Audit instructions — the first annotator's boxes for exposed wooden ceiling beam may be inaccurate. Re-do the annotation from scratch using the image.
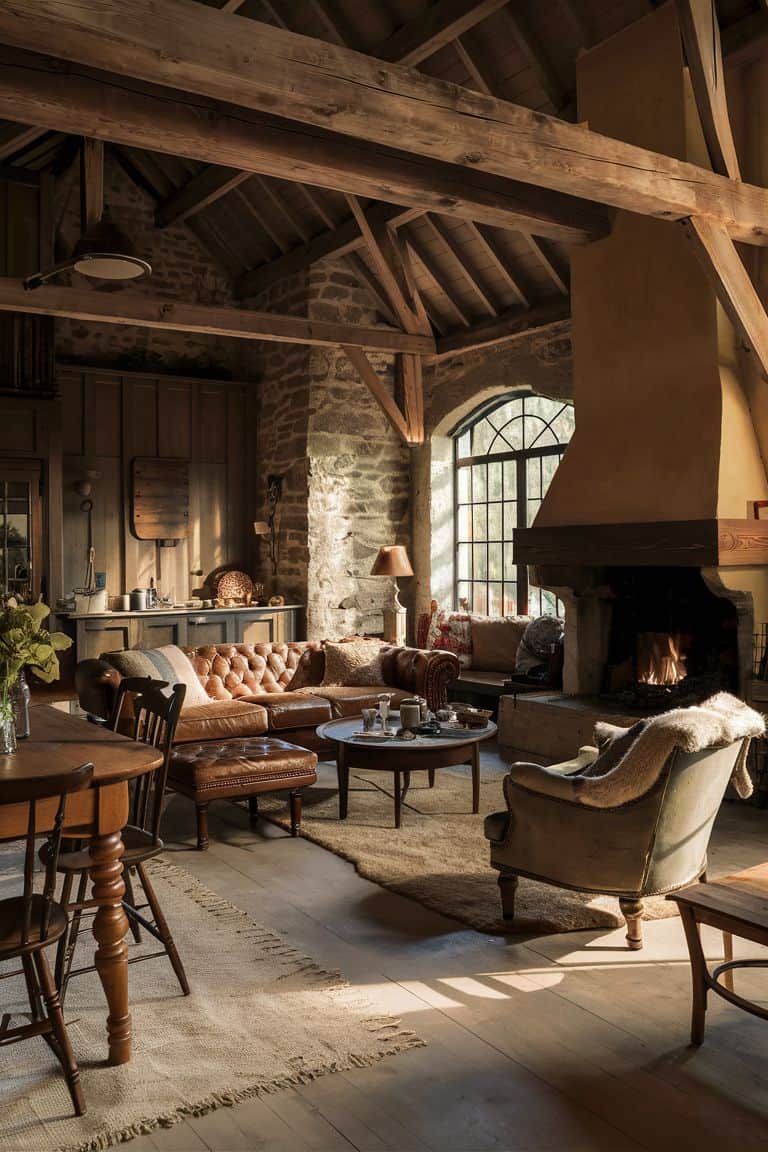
[684,216,768,380]
[5,2,766,245]
[296,184,336,230]
[0,48,604,244]
[253,174,311,243]
[346,194,426,335]
[235,204,410,299]
[80,137,103,230]
[434,297,569,357]
[0,277,434,353]
[403,227,472,328]
[424,214,498,316]
[343,345,412,445]
[522,234,569,296]
[676,0,740,179]
[0,121,47,161]
[344,253,401,328]
[721,9,768,67]
[470,224,529,307]
[452,37,494,96]
[503,6,565,112]
[375,0,510,66]
[156,167,250,227]
[397,353,424,444]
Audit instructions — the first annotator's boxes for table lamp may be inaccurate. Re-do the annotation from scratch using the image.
[371,545,414,646]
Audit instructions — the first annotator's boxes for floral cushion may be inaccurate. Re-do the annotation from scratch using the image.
[425,609,472,667]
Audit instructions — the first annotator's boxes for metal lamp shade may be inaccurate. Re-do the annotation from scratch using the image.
[72,212,151,281]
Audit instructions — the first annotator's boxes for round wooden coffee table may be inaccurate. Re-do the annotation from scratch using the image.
[317,714,497,828]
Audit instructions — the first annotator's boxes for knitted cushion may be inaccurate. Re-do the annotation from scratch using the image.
[103,645,210,707]
[321,640,384,686]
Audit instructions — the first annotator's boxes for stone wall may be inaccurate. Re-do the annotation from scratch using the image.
[248,259,411,640]
[55,151,243,378]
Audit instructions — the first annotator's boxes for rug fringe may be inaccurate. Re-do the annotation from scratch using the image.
[62,1032,425,1152]
[58,858,426,1152]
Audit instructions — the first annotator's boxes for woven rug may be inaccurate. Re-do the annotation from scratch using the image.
[0,857,423,1152]
[262,766,679,936]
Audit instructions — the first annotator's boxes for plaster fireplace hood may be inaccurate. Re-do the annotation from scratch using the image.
[512,6,768,703]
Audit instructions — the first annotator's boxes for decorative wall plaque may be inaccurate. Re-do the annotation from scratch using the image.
[131,457,190,542]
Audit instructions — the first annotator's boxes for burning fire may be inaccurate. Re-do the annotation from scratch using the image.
[637,632,687,686]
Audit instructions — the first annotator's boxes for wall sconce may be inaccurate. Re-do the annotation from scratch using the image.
[253,473,283,577]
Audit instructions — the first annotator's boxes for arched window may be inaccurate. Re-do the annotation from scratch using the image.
[453,392,574,616]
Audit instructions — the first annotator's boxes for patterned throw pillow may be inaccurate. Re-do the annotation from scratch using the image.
[425,608,473,667]
[103,644,210,707]
[321,640,385,686]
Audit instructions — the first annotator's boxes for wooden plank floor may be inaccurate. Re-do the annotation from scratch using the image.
[128,750,768,1152]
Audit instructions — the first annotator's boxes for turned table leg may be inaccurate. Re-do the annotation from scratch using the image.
[89,830,131,1065]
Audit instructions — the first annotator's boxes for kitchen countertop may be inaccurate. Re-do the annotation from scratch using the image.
[58,604,301,620]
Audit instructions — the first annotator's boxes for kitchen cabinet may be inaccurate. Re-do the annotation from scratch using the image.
[60,606,302,661]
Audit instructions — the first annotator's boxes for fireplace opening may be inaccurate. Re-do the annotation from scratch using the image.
[602,567,738,711]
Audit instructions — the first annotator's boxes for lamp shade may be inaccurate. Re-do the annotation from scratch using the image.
[72,210,151,281]
[370,545,414,578]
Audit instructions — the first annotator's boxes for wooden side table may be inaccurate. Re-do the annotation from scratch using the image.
[669,863,768,1044]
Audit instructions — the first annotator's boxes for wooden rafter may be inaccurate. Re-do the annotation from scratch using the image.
[402,227,472,328]
[0,122,47,161]
[424,214,498,316]
[253,175,311,243]
[0,48,605,244]
[397,354,424,444]
[452,37,494,96]
[0,277,435,353]
[684,217,768,380]
[522,234,569,296]
[80,137,103,230]
[235,204,412,299]
[469,224,529,307]
[374,0,511,67]
[435,298,569,357]
[296,184,336,230]
[346,194,426,335]
[344,253,401,328]
[343,346,411,445]
[157,167,250,227]
[5,4,764,244]
[676,0,740,179]
[503,6,565,112]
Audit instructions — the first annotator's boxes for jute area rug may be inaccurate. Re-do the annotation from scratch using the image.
[0,857,423,1152]
[262,765,679,936]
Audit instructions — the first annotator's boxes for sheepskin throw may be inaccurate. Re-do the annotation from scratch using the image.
[582,693,763,806]
[507,693,764,809]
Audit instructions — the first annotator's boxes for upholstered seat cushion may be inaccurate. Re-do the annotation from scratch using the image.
[239,691,332,730]
[296,684,412,718]
[168,737,317,797]
[174,699,269,744]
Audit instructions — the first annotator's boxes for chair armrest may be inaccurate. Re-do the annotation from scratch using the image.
[552,746,599,775]
[75,659,121,721]
[382,647,461,711]
[505,762,583,804]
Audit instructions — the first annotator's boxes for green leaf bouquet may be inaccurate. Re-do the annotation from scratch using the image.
[0,600,73,711]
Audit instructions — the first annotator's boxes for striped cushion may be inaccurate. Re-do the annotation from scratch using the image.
[103,645,210,708]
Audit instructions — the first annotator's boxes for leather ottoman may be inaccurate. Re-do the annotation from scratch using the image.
[168,736,318,851]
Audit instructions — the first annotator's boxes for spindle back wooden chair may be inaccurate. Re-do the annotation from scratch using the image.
[56,680,188,998]
[0,761,93,1116]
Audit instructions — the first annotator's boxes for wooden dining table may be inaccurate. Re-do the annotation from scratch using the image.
[0,704,163,1065]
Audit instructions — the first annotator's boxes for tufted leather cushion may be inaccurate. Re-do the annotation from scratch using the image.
[174,699,269,744]
[246,691,332,730]
[183,643,314,699]
[168,736,317,796]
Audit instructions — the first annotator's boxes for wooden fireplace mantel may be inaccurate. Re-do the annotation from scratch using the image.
[513,519,768,568]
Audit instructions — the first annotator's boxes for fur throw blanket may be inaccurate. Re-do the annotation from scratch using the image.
[507,693,764,809]
[582,693,763,807]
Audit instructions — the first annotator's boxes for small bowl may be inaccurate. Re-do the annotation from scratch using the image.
[454,707,492,729]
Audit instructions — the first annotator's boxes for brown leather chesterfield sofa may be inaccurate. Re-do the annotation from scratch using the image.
[76,640,461,751]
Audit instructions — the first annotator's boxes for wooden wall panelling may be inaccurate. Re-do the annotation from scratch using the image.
[62,454,122,594]
[84,372,121,457]
[122,374,158,593]
[198,382,228,581]
[0,398,36,452]
[158,379,192,458]
[58,369,84,456]
[226,384,248,569]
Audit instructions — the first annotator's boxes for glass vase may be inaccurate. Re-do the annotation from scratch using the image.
[10,670,30,740]
[0,700,16,755]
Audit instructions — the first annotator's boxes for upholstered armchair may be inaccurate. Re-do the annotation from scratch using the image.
[484,694,764,950]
